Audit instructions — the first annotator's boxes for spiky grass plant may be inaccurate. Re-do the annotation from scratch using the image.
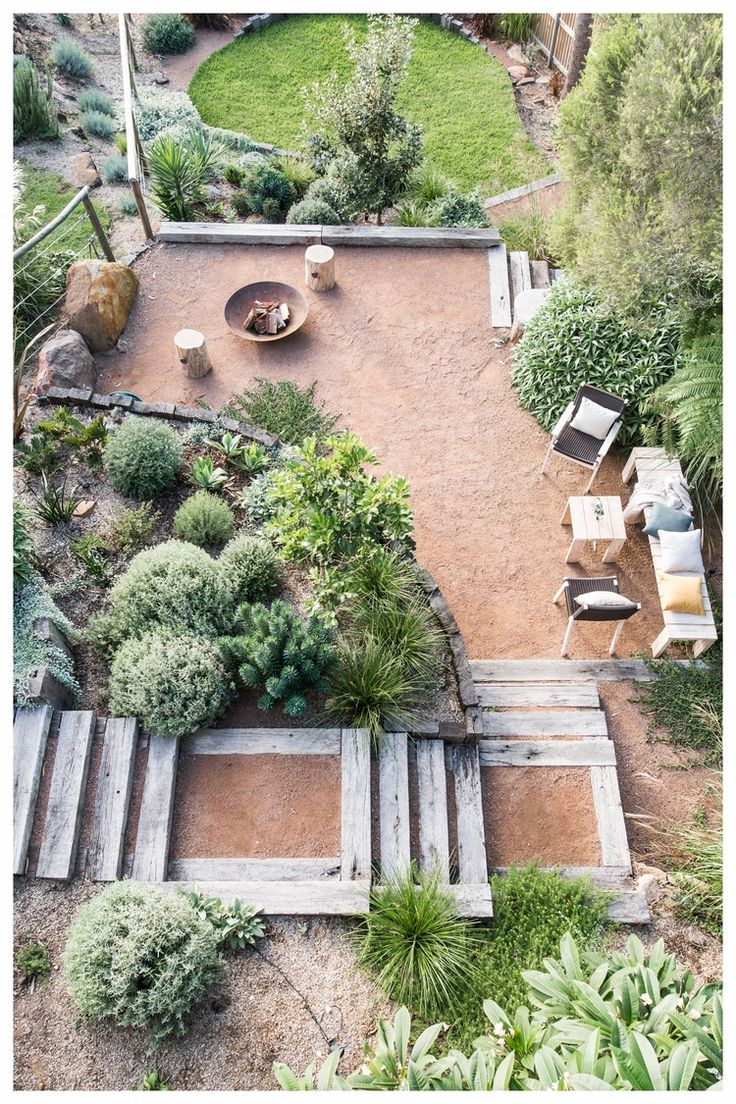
[357,867,478,1016]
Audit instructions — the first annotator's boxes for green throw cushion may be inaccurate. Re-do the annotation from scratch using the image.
[642,502,693,539]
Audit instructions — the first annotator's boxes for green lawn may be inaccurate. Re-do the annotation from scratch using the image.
[189,15,548,195]
[16,163,110,252]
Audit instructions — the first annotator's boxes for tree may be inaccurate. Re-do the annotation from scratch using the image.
[552,14,722,319]
[302,15,423,223]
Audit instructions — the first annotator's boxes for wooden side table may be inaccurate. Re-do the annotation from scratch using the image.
[561,495,626,563]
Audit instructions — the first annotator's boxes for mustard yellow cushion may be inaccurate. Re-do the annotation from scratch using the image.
[658,572,705,615]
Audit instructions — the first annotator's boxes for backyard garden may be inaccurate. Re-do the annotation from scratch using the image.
[12,10,724,1094]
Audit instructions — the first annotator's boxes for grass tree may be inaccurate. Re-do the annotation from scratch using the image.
[303,14,423,223]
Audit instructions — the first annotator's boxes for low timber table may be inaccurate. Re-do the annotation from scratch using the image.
[561,495,626,564]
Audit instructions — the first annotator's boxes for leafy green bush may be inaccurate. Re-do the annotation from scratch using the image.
[219,599,336,716]
[239,471,280,528]
[229,190,251,218]
[191,455,228,491]
[218,533,283,602]
[136,86,201,143]
[77,88,113,115]
[13,499,35,588]
[13,57,59,142]
[106,502,160,553]
[104,418,182,499]
[80,110,115,140]
[178,888,265,952]
[303,172,347,217]
[261,197,283,223]
[91,540,235,649]
[235,442,269,476]
[222,378,340,445]
[511,278,680,447]
[147,132,215,222]
[141,13,195,55]
[239,162,295,217]
[101,154,128,183]
[286,197,341,224]
[109,629,234,737]
[427,190,488,228]
[65,881,222,1041]
[173,490,235,547]
[14,580,79,707]
[51,37,94,80]
[357,869,477,1017]
[267,433,414,566]
[16,942,51,983]
[277,934,722,1091]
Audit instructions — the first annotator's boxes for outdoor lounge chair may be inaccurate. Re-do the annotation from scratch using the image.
[553,575,641,657]
[541,384,627,493]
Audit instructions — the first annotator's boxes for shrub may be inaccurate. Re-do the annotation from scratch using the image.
[218,533,283,603]
[427,190,488,227]
[104,417,182,499]
[499,209,558,262]
[230,189,251,218]
[136,86,200,143]
[101,154,128,183]
[357,868,477,1016]
[51,37,94,80]
[13,499,35,588]
[405,163,451,205]
[324,636,431,739]
[109,629,234,737]
[275,155,315,200]
[173,490,235,547]
[106,502,160,553]
[80,110,115,140]
[261,197,283,223]
[16,942,51,983]
[234,442,269,476]
[222,378,340,445]
[147,130,217,221]
[77,88,114,115]
[141,13,195,56]
[303,173,346,216]
[191,455,228,491]
[239,162,295,216]
[64,881,222,1041]
[511,278,680,447]
[239,471,280,528]
[224,163,244,186]
[266,432,414,566]
[177,888,265,951]
[286,197,341,225]
[13,56,59,142]
[91,540,235,649]
[117,192,139,216]
[14,580,79,707]
[394,200,439,227]
[219,599,336,716]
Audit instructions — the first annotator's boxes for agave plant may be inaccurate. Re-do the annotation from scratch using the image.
[191,455,228,491]
[208,431,245,462]
[147,133,209,222]
[233,442,269,476]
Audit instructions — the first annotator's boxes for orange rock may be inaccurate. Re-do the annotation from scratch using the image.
[65,260,139,352]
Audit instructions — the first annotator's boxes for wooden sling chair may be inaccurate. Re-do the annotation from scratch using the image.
[553,576,641,657]
[541,383,627,493]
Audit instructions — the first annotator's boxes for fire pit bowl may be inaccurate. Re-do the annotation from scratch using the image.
[224,281,309,342]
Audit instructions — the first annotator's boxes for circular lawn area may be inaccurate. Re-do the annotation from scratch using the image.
[189,14,549,195]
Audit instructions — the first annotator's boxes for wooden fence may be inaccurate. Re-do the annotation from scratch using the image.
[531,13,578,74]
[118,12,153,240]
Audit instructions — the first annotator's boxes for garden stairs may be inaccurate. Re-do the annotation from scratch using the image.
[488,248,563,328]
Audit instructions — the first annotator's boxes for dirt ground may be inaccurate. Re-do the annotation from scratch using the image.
[96,242,716,661]
[13,879,391,1092]
[171,753,342,859]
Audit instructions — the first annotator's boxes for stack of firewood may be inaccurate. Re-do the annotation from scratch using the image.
[243,299,290,335]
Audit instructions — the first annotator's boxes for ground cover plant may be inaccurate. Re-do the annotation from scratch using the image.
[276,934,722,1090]
[222,378,340,446]
[189,14,548,194]
[64,881,222,1042]
[50,37,94,80]
[14,578,79,707]
[16,942,52,984]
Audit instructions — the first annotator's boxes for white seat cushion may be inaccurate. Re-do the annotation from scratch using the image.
[568,397,620,440]
[574,590,634,609]
[659,529,704,574]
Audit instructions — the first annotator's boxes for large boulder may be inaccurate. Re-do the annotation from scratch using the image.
[65,260,139,352]
[35,329,97,395]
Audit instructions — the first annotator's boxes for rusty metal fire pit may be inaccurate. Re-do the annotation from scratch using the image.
[224,281,309,342]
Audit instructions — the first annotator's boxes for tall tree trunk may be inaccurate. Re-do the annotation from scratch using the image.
[563,13,593,97]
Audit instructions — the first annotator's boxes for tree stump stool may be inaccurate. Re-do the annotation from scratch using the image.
[304,245,336,291]
[174,329,212,378]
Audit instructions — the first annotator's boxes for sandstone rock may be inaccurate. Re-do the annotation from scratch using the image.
[637,873,661,904]
[636,862,668,882]
[70,151,100,189]
[65,260,139,352]
[507,44,526,63]
[153,70,169,85]
[35,329,97,396]
[508,65,530,83]
[517,77,536,86]
[72,500,96,517]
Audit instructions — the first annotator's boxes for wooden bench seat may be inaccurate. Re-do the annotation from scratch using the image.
[622,447,718,658]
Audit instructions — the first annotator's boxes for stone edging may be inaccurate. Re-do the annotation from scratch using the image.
[485,172,563,209]
[37,386,278,449]
[35,385,480,741]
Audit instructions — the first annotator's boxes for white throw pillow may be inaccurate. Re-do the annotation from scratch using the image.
[568,397,620,440]
[574,590,633,609]
[659,529,704,574]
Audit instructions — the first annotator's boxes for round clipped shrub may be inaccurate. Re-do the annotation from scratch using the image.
[77,88,113,115]
[287,198,341,225]
[104,417,182,499]
[101,154,127,183]
[80,110,115,140]
[141,13,195,56]
[218,533,283,602]
[173,490,235,547]
[50,37,94,80]
[108,629,235,737]
[64,880,222,1041]
[92,540,235,648]
[511,277,680,447]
